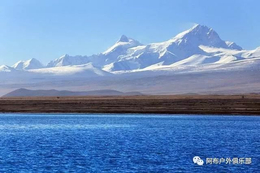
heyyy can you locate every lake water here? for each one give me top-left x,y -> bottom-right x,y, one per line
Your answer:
0,114 -> 259,172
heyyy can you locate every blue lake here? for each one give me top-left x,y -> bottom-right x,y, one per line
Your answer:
0,114 -> 259,172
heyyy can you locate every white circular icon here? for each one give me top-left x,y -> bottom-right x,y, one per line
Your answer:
193,156 -> 204,166
193,156 -> 201,163
197,159 -> 204,165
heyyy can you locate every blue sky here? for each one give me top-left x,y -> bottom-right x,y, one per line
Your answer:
0,0 -> 259,65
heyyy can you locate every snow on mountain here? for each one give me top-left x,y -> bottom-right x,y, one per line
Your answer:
241,47 -> 260,59
46,35 -> 142,69
47,54 -> 90,67
173,24 -> 229,48
43,24 -> 246,73
13,58 -> 43,70
130,45 -> 260,74
92,35 -> 143,68
225,41 -> 242,50
1,24 -> 260,96
0,65 -> 13,72
103,35 -> 142,55
172,24 -> 241,51
30,63 -> 110,77
102,24 -> 244,72
1,24 -> 258,76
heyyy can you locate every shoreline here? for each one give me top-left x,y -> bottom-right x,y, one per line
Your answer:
1,95 -> 260,115
0,112 -> 259,116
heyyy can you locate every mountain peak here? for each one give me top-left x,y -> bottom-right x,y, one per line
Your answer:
13,58 -> 43,70
59,54 -> 70,59
173,24 -> 230,49
0,65 -> 13,72
28,58 -> 39,62
103,35 -> 142,55
191,24 -> 211,31
184,24 -> 216,37
118,35 -> 130,42
47,54 -> 89,67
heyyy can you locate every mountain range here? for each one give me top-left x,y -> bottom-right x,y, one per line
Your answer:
3,88 -> 143,97
0,24 -> 259,96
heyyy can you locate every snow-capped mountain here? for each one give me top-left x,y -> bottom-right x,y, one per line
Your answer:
0,65 -> 13,72
0,24 -> 260,96
47,54 -> 89,67
31,63 -> 110,77
1,24 -> 260,77
225,41 -> 242,50
12,58 -> 43,70
37,24 -> 251,73
102,24 -> 245,72
101,35 -> 142,63
46,35 -> 142,69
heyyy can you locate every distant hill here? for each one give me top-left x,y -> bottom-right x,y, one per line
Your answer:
2,88 -> 143,97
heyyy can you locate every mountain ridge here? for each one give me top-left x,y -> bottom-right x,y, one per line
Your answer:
0,24 -> 259,79
5,24 -> 250,73
12,58 -> 43,70
0,24 -> 259,96
2,88 -> 143,97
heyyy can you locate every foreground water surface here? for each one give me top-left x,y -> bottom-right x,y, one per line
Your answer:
0,114 -> 259,172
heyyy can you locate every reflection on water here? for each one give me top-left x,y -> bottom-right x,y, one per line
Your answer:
0,114 -> 259,172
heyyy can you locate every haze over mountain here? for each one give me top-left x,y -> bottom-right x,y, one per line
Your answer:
3,88 -> 143,97
0,24 -> 259,96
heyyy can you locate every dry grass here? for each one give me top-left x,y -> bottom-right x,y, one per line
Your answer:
1,95 -> 260,115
